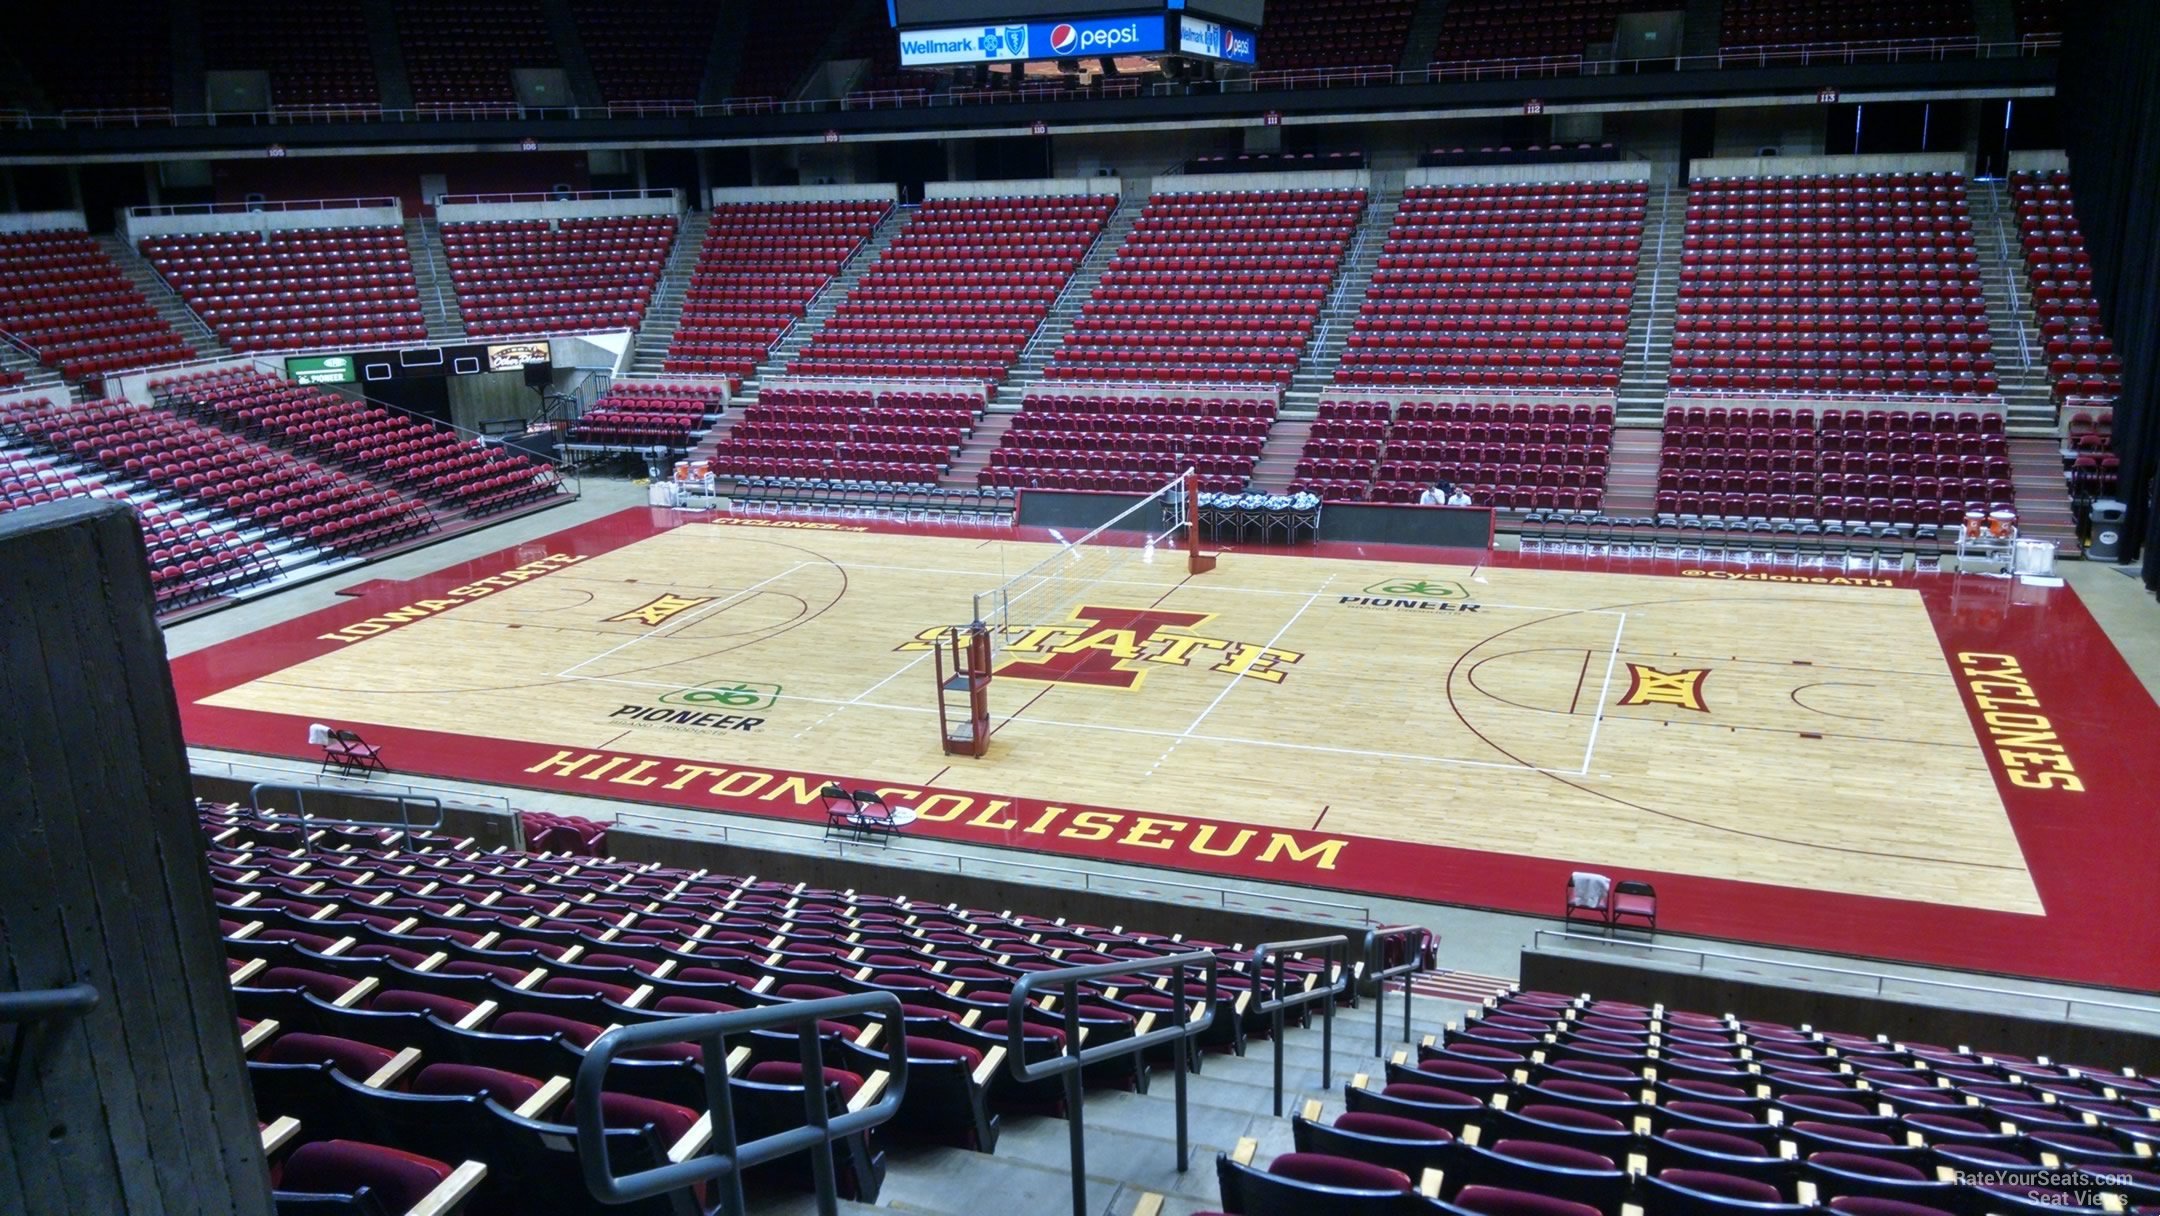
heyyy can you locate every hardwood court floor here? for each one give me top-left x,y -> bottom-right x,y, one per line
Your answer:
172,508 -> 2160,988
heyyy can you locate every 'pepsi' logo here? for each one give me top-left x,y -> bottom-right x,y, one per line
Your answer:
1049,23 -> 1078,54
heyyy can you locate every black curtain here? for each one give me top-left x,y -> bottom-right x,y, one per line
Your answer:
2058,6 -> 2160,589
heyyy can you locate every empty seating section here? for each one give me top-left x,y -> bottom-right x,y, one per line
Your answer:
1656,404 -> 2010,526
1295,397 -> 1613,508
442,216 -> 678,337
837,18 -> 946,100
6,0 -> 171,112
159,368 -> 563,516
0,396 -> 433,557
0,230 -> 196,379
1046,189 -> 1363,388
731,0 -> 854,102
1256,0 -> 1417,70
1669,173 -> 1998,399
1720,0 -> 1976,49
663,200 -> 890,383
202,0 -> 380,109
569,0 -> 718,102
565,381 -> 730,452
2016,0 -> 2064,38
1337,181 -> 1644,390
395,0 -> 557,106
2009,171 -> 2120,498
138,226 -> 425,352
0,426 -> 277,609
1432,0 -> 1668,63
205,799 -> 1340,1208
794,195 -> 1113,383
983,391 -> 1273,493
1215,986 -> 2160,1216
711,384 -> 981,484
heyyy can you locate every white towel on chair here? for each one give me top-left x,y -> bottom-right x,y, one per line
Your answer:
1570,871 -> 1610,909
307,723 -> 333,747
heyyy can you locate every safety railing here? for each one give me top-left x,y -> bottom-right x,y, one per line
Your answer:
1249,934 -> 1352,1116
1364,925 -> 1436,1056
575,993 -> 907,1216
436,188 -> 680,206
249,781 -> 449,848
0,38 -> 2063,134
125,197 -> 399,219
1007,951 -> 1220,1216
0,982 -> 99,1099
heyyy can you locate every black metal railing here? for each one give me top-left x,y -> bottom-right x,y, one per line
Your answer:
1364,925 -> 1437,1057
1248,935 -> 1353,1116
573,993 -> 907,1216
249,781 -> 448,848
0,983 -> 98,1099
1006,951 -> 1220,1216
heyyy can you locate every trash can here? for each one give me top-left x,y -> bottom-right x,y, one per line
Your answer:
2089,498 -> 2128,562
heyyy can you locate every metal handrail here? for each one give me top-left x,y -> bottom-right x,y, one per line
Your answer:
126,197 -> 398,218
574,994 -> 907,1216
248,781 -> 448,847
1007,951 -> 1220,1216
1528,930 -> 2160,1026
0,982 -> 99,1099
1248,934 -> 1352,1115
0,37 -> 2063,134
1364,925 -> 1437,1056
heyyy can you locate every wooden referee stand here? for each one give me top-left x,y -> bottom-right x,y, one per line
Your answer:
1183,467 -> 1218,575
935,622 -> 994,757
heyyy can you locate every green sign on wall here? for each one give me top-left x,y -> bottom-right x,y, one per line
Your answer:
286,354 -> 357,385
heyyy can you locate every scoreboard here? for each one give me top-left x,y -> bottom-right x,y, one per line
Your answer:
891,0 -> 1261,67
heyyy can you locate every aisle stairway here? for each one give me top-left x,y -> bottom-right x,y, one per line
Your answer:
96,232 -> 225,358
626,210 -> 711,376
1286,175 -> 1403,411
1003,198 -> 1137,393
1968,178 -> 2059,435
404,217 -> 466,342
1615,180 -> 1682,426
760,985 -> 1451,1216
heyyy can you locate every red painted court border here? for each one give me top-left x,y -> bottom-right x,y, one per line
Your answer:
167,507 -> 2160,992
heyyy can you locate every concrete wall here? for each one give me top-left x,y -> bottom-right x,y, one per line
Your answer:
1148,168 -> 1369,195
2008,148 -> 2069,174
708,183 -> 899,205
1407,162 -> 1650,187
1712,105 -> 1831,158
0,210 -> 88,233
1519,949 -> 2160,1074
122,203 -> 405,240
1690,151 -> 1971,180
435,190 -> 683,224
926,176 -> 1121,199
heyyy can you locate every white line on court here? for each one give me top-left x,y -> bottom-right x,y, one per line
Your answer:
1577,610 -> 1630,775
553,562 -> 811,680
1144,575 -> 1333,777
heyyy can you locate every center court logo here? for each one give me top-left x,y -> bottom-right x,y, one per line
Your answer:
894,604 -> 1301,690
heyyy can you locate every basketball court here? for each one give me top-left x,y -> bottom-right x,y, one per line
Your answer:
170,505 -> 2160,991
